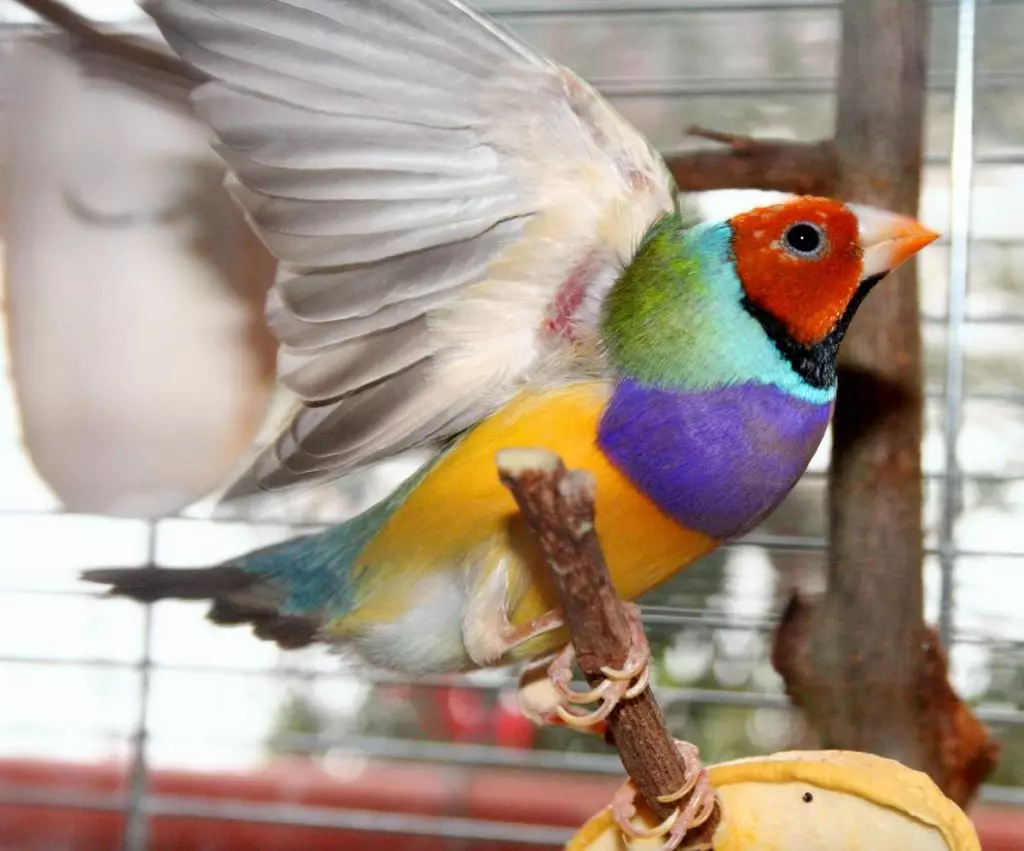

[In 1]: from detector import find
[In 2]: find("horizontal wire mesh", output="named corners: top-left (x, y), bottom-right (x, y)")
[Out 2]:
top-left (0, 0), bottom-right (1022, 848)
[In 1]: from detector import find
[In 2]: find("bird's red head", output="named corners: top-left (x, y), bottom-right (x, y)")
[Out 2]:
top-left (728, 197), bottom-right (938, 346)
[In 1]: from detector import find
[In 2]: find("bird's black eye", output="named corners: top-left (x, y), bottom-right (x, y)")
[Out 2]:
top-left (782, 222), bottom-right (826, 258)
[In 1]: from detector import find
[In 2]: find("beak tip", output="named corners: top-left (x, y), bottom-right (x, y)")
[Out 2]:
top-left (908, 227), bottom-right (941, 254)
top-left (852, 204), bottom-right (940, 279)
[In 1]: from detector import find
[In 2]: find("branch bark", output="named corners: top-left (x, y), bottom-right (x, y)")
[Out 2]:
top-left (497, 449), bottom-right (719, 848)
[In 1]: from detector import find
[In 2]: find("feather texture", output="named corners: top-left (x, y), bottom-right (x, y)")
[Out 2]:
top-left (145, 0), bottom-right (676, 495)
top-left (82, 564), bottom-right (319, 648)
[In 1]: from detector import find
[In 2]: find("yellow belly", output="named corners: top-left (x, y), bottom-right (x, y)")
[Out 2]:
top-left (348, 381), bottom-right (718, 652)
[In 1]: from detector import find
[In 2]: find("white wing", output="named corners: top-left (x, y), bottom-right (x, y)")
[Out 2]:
top-left (145, 0), bottom-right (677, 494)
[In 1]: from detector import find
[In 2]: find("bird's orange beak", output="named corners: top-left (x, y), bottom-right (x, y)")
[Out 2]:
top-left (850, 203), bottom-right (940, 281)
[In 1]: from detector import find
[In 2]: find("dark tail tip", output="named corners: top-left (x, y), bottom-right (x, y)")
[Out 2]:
top-left (82, 565), bottom-right (320, 651)
top-left (81, 565), bottom-right (254, 603)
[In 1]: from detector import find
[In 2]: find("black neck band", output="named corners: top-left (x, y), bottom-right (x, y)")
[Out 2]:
top-left (742, 272), bottom-right (887, 390)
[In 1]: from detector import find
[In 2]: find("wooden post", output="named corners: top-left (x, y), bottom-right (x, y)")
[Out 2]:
top-left (772, 0), bottom-right (998, 804)
top-left (823, 0), bottom-right (933, 769)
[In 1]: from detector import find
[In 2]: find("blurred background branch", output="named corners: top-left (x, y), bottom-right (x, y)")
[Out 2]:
top-left (667, 126), bottom-right (838, 195)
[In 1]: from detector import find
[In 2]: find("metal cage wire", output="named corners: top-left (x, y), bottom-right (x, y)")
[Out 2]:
top-left (0, 0), bottom-right (1021, 849)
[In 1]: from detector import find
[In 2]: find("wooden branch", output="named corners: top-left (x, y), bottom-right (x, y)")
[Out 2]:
top-left (497, 449), bottom-right (720, 847)
top-left (665, 125), bottom-right (839, 197)
top-left (13, 0), bottom-right (198, 82)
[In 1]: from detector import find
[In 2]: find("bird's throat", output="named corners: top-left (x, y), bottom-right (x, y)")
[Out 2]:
top-left (597, 379), bottom-right (833, 539)
top-left (742, 271), bottom-right (888, 390)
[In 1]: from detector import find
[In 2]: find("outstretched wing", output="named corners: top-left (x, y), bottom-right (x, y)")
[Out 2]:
top-left (146, 0), bottom-right (676, 494)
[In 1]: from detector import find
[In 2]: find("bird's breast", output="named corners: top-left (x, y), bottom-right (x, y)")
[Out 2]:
top-left (597, 379), bottom-right (833, 539)
top-left (353, 380), bottom-right (717, 630)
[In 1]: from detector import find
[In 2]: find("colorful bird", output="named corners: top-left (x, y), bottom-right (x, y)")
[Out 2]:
top-left (83, 0), bottom-right (937, 735)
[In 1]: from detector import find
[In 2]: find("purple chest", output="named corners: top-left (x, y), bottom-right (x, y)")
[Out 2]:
top-left (597, 380), bottom-right (833, 539)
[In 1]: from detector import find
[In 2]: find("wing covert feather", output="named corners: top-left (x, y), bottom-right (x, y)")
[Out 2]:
top-left (144, 0), bottom-right (677, 495)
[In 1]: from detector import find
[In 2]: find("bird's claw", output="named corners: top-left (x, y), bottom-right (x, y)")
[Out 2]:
top-left (611, 740), bottom-right (718, 851)
top-left (548, 603), bottom-right (651, 731)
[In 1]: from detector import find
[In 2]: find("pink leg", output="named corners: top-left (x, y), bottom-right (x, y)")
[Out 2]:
top-left (610, 740), bottom-right (718, 851)
top-left (545, 602), bottom-right (651, 731)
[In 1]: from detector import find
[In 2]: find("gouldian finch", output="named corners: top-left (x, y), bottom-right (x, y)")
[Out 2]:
top-left (84, 0), bottom-right (938, 733)
top-left (567, 749), bottom-right (980, 851)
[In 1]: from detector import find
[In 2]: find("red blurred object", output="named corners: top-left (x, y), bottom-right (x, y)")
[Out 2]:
top-left (493, 699), bottom-right (538, 750)
top-left (436, 685), bottom-right (490, 743)
top-left (976, 807), bottom-right (1024, 851)
top-left (0, 757), bottom-right (606, 851)
top-left (0, 757), bottom-right (1019, 850)
top-left (419, 684), bottom-right (538, 749)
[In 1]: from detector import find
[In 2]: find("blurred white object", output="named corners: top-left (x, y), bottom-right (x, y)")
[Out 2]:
top-left (3, 39), bottom-right (277, 517)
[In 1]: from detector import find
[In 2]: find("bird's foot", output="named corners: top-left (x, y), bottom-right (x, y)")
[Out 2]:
top-left (514, 657), bottom-right (607, 736)
top-left (547, 602), bottom-right (651, 731)
top-left (610, 740), bottom-right (717, 851)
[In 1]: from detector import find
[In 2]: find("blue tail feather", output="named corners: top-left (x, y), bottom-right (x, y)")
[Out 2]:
top-left (234, 463), bottom-right (430, 618)
top-left (83, 462), bottom-right (433, 651)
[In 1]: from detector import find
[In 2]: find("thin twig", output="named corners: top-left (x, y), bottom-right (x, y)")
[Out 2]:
top-left (13, 0), bottom-right (198, 82)
top-left (665, 124), bottom-right (840, 196)
top-left (497, 449), bottom-right (720, 848)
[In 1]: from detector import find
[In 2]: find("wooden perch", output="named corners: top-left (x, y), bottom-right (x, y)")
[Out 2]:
top-left (497, 449), bottom-right (720, 849)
